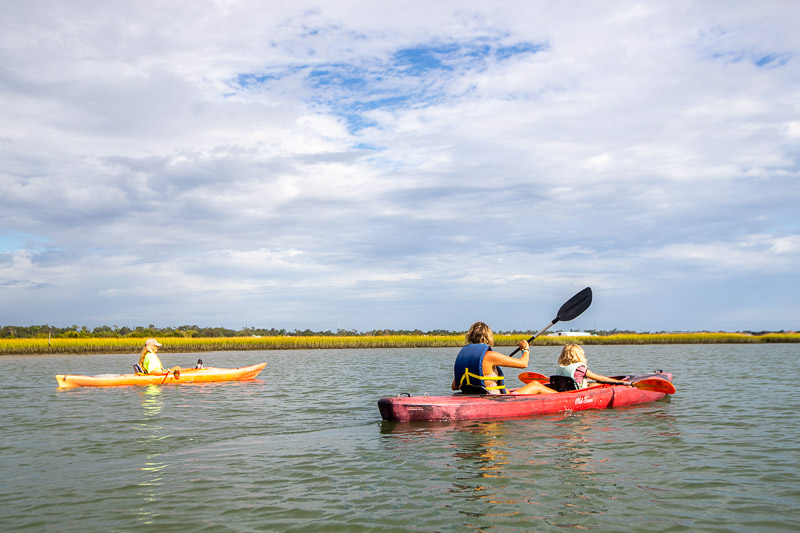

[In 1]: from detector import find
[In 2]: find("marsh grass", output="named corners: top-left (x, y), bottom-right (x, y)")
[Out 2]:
top-left (1, 332), bottom-right (797, 355)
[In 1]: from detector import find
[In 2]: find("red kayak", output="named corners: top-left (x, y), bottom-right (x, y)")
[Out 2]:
top-left (378, 372), bottom-right (673, 422)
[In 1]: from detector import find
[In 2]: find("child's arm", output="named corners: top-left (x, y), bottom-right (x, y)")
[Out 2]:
top-left (585, 369), bottom-right (626, 383)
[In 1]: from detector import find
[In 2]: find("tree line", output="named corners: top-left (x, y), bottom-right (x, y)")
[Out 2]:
top-left (4, 324), bottom-right (779, 339)
top-left (0, 324), bottom-right (483, 339)
top-left (1, 324), bottom-right (679, 339)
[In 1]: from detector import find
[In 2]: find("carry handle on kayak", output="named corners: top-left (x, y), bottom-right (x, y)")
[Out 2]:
top-left (509, 287), bottom-right (592, 357)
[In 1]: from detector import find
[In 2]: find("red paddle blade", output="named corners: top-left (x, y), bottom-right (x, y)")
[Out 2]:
top-left (633, 378), bottom-right (676, 394)
top-left (518, 372), bottom-right (549, 383)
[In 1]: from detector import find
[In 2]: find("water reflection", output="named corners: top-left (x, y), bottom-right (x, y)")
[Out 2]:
top-left (551, 418), bottom-right (596, 473)
top-left (134, 385), bottom-right (168, 524)
top-left (380, 413), bottom-right (640, 526)
top-left (451, 421), bottom-right (509, 479)
top-left (449, 422), bottom-right (526, 520)
top-left (138, 385), bottom-right (164, 417)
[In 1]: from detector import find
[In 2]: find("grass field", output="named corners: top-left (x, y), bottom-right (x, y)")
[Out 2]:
top-left (1, 332), bottom-right (797, 355)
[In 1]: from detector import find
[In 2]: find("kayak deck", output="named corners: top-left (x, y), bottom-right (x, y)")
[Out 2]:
top-left (378, 372), bottom-right (673, 422)
top-left (55, 363), bottom-right (267, 388)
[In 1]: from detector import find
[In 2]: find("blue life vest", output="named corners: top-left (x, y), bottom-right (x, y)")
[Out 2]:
top-left (453, 343), bottom-right (506, 394)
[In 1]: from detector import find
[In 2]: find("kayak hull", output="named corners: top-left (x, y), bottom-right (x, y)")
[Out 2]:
top-left (55, 363), bottom-right (267, 389)
top-left (378, 372), bottom-right (672, 422)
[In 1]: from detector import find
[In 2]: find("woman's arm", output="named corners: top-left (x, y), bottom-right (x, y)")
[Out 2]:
top-left (483, 341), bottom-right (531, 371)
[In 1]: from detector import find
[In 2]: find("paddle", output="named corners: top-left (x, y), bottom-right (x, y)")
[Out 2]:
top-left (518, 371), bottom-right (549, 383)
top-left (518, 373), bottom-right (675, 394)
top-left (509, 287), bottom-right (593, 357)
top-left (160, 367), bottom-right (181, 384)
top-left (598, 377), bottom-right (675, 394)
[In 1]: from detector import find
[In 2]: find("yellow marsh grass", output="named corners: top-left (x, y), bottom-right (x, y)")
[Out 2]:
top-left (1, 332), bottom-right (797, 355)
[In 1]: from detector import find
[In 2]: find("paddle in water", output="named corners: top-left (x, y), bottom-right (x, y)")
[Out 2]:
top-left (518, 372), bottom-right (675, 394)
top-left (160, 367), bottom-right (181, 384)
top-left (509, 287), bottom-right (593, 357)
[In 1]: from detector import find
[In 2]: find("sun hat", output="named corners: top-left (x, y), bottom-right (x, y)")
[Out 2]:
top-left (145, 338), bottom-right (162, 347)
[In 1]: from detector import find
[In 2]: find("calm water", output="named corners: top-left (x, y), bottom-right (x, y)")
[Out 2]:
top-left (1, 344), bottom-right (799, 532)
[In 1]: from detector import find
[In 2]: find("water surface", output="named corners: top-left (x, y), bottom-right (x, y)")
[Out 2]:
top-left (1, 345), bottom-right (798, 531)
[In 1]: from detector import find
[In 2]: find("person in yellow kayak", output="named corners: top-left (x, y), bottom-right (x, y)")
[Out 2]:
top-left (137, 338), bottom-right (180, 377)
top-left (452, 321), bottom-right (556, 395)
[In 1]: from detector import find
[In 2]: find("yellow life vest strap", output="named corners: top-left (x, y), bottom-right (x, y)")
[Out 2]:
top-left (459, 368), bottom-right (506, 391)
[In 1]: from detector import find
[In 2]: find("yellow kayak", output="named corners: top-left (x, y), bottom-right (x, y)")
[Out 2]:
top-left (55, 362), bottom-right (267, 388)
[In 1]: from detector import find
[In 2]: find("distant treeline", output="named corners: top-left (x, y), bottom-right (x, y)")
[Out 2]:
top-left (1, 324), bottom-right (488, 339)
top-left (0, 324), bottom-right (791, 339)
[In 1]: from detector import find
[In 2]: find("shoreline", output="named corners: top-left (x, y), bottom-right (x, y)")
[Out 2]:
top-left (1, 332), bottom-right (798, 355)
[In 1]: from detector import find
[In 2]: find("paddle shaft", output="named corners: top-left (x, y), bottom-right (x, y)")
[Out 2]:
top-left (508, 321), bottom-right (556, 357)
top-left (591, 378), bottom-right (675, 394)
top-left (592, 379), bottom-right (634, 387)
top-left (509, 287), bottom-right (592, 357)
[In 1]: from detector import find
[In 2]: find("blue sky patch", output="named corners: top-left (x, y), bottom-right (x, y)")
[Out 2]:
top-left (232, 38), bottom-right (547, 132)
top-left (496, 42), bottom-right (549, 60)
top-left (754, 52), bottom-right (791, 68)
top-left (391, 43), bottom-right (461, 75)
top-left (0, 232), bottom-right (49, 253)
top-left (707, 49), bottom-right (791, 68)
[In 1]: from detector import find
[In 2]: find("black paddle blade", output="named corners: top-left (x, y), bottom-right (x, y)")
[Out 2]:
top-left (554, 287), bottom-right (592, 323)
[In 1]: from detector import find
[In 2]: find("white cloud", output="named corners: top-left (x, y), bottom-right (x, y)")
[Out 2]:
top-left (645, 235), bottom-right (800, 274)
top-left (0, 1), bottom-right (798, 332)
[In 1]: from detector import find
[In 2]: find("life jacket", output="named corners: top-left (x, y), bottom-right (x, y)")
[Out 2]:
top-left (453, 343), bottom-right (506, 394)
top-left (142, 350), bottom-right (165, 374)
top-left (555, 362), bottom-right (588, 389)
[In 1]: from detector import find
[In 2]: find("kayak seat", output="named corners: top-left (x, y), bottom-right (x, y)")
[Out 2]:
top-left (548, 375), bottom-right (578, 392)
top-left (132, 363), bottom-right (144, 374)
top-left (460, 384), bottom-right (490, 395)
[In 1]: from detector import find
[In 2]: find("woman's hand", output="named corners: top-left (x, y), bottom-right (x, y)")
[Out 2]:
top-left (517, 340), bottom-right (530, 352)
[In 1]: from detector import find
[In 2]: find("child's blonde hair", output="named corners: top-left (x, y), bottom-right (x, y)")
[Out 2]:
top-left (465, 321), bottom-right (494, 346)
top-left (558, 343), bottom-right (586, 366)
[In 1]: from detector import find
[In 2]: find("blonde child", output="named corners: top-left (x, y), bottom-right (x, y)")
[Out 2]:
top-left (555, 343), bottom-right (625, 388)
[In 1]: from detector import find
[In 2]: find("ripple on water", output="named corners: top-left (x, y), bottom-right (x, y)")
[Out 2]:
top-left (1, 346), bottom-right (800, 532)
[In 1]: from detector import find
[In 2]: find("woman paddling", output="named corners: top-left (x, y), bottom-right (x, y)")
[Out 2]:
top-left (137, 338), bottom-right (180, 377)
top-left (452, 322), bottom-right (555, 395)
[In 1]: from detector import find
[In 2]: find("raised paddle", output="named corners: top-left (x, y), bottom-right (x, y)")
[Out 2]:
top-left (509, 287), bottom-right (593, 357)
top-left (518, 373), bottom-right (675, 394)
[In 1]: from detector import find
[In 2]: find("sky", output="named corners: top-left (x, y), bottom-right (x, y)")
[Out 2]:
top-left (1, 1), bottom-right (799, 333)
